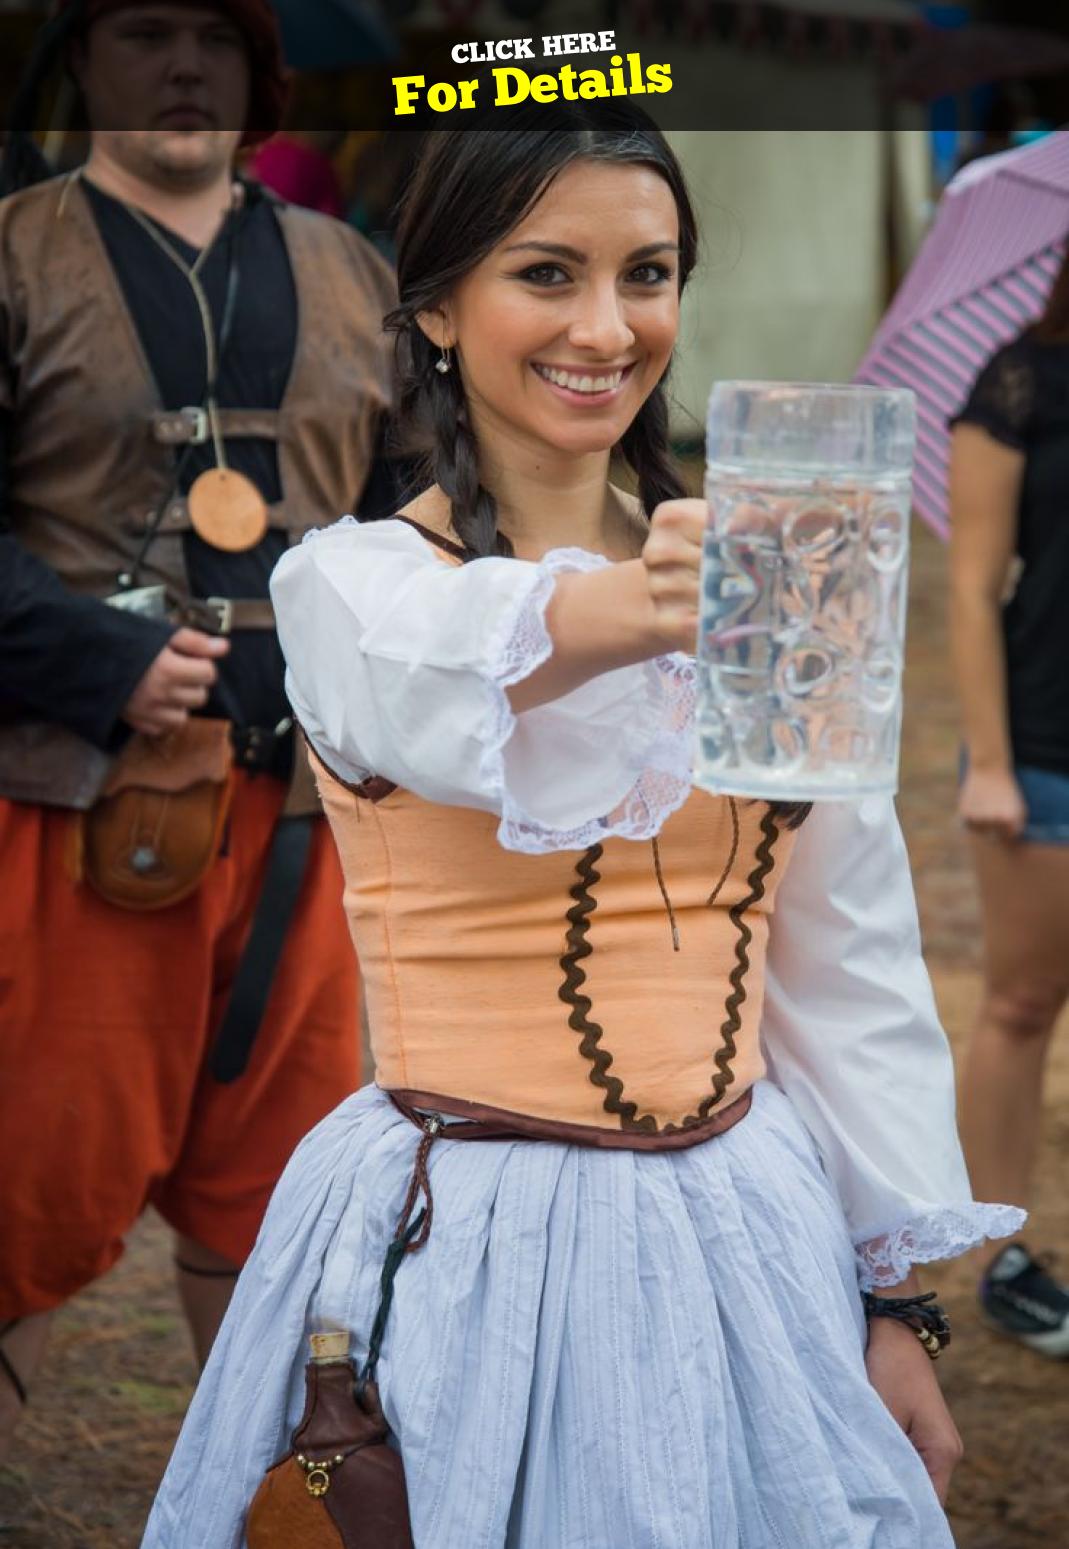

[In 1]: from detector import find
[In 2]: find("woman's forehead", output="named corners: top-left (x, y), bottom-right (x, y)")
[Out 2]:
top-left (504, 162), bottom-right (679, 249)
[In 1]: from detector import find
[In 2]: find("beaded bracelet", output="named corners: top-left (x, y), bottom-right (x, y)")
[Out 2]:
top-left (861, 1290), bottom-right (952, 1360)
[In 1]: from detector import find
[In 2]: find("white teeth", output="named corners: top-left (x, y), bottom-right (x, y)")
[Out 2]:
top-left (535, 365), bottom-right (625, 394)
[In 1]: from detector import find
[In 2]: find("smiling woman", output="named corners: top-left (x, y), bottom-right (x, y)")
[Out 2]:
top-left (384, 114), bottom-right (697, 560)
top-left (141, 108), bottom-right (1020, 1549)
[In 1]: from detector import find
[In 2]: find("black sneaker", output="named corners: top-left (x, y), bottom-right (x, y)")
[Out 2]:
top-left (980, 1244), bottom-right (1069, 1357)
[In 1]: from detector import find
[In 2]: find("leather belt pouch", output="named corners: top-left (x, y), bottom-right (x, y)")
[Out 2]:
top-left (68, 718), bottom-right (234, 911)
top-left (246, 1357), bottom-right (414, 1549)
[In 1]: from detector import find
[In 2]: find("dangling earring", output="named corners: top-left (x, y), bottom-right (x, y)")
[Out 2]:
top-left (435, 345), bottom-right (452, 375)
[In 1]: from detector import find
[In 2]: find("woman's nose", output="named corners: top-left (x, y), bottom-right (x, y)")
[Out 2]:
top-left (567, 286), bottom-right (636, 358)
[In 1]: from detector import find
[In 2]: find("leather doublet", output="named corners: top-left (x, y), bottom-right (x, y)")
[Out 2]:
top-left (0, 176), bottom-right (396, 812)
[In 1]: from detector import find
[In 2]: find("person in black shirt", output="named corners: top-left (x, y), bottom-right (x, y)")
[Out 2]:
top-left (949, 247), bottom-right (1069, 1355)
top-left (0, 0), bottom-right (399, 1464)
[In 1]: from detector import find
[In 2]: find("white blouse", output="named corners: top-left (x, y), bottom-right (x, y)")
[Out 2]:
top-left (272, 516), bottom-right (1022, 1288)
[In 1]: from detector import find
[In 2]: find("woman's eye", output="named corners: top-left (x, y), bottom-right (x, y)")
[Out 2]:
top-left (628, 263), bottom-right (673, 286)
top-left (518, 264), bottom-right (571, 287)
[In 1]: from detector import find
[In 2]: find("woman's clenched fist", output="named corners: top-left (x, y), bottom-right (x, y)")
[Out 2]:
top-left (641, 499), bottom-right (706, 654)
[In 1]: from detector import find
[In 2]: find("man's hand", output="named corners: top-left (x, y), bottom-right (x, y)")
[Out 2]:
top-left (865, 1315), bottom-right (963, 1504)
top-left (122, 627), bottom-right (230, 737)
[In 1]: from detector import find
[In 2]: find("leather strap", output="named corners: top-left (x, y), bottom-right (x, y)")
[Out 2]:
top-left (0, 1320), bottom-right (27, 1407)
top-left (210, 815), bottom-right (315, 1083)
top-left (231, 720), bottom-right (295, 778)
top-left (182, 596), bottom-right (276, 635)
top-left (151, 406), bottom-right (283, 444)
top-left (388, 1086), bottom-right (754, 1152)
top-left (391, 515), bottom-right (468, 562)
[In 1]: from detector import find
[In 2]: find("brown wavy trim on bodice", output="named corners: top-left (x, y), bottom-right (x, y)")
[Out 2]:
top-left (387, 1084), bottom-right (752, 1151)
top-left (557, 805), bottom-right (788, 1135)
top-left (710, 805), bottom-right (782, 1106)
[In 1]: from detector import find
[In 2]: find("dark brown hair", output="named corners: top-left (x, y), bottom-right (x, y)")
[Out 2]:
top-left (384, 108), bottom-right (699, 558)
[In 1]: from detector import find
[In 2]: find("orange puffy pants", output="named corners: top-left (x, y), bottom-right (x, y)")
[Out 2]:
top-left (0, 771), bottom-right (360, 1318)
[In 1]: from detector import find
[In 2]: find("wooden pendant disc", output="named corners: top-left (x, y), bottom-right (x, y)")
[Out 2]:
top-left (188, 468), bottom-right (269, 553)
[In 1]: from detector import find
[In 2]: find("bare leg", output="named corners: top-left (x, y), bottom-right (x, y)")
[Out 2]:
top-left (173, 1235), bottom-right (242, 1370)
top-left (0, 1311), bottom-right (53, 1465)
top-left (958, 834), bottom-right (1069, 1261)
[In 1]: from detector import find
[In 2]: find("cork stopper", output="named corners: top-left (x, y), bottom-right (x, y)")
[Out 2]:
top-left (308, 1330), bottom-right (351, 1365)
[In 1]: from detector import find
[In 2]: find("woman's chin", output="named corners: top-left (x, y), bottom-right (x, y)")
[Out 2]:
top-left (527, 418), bottom-right (631, 459)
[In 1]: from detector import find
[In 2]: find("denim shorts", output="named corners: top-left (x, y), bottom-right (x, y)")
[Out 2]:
top-left (1015, 764), bottom-right (1069, 844)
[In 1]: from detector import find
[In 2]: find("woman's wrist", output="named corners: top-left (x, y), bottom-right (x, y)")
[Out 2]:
top-left (862, 1282), bottom-right (952, 1360)
top-left (965, 751), bottom-right (1015, 776)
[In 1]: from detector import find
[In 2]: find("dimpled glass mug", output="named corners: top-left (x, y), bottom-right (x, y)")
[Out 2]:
top-left (695, 382), bottom-right (916, 801)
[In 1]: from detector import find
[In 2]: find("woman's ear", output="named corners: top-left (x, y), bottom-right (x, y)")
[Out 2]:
top-left (415, 307), bottom-right (456, 352)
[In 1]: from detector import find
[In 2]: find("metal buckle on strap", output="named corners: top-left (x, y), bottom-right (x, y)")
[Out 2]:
top-left (151, 408), bottom-right (211, 445)
top-left (204, 597), bottom-right (234, 634)
top-left (181, 406), bottom-right (210, 445)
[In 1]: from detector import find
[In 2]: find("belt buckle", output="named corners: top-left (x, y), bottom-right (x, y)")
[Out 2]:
top-left (181, 406), bottom-right (210, 445)
top-left (206, 596), bottom-right (234, 635)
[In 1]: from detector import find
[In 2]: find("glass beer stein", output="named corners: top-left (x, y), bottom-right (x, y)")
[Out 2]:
top-left (696, 382), bottom-right (916, 801)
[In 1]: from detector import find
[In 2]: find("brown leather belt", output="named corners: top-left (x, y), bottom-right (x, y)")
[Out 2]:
top-left (151, 406), bottom-right (283, 444)
top-left (183, 596), bottom-right (276, 635)
top-left (388, 1086), bottom-right (754, 1152)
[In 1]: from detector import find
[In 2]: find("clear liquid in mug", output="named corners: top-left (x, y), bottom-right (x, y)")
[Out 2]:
top-left (696, 466), bottom-right (911, 800)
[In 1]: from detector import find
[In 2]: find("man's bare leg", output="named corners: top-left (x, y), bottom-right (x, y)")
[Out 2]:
top-left (0, 1311), bottom-right (53, 1465)
top-left (173, 1235), bottom-right (242, 1370)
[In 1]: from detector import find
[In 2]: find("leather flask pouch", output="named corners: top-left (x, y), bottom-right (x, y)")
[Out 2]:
top-left (246, 1357), bottom-right (415, 1549)
top-left (69, 718), bottom-right (233, 911)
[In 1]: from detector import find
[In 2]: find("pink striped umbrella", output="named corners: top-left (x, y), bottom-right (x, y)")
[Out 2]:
top-left (855, 131), bottom-right (1069, 538)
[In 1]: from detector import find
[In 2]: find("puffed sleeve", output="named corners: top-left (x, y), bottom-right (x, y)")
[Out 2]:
top-left (761, 795), bottom-right (1024, 1289)
top-left (270, 518), bottom-right (695, 853)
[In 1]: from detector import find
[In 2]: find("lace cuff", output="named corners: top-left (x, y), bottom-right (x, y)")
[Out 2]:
top-left (482, 547), bottom-right (697, 854)
top-left (854, 1201), bottom-right (1027, 1290)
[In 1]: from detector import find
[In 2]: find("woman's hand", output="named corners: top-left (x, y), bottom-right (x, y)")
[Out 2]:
top-left (641, 499), bottom-right (706, 654)
top-left (865, 1316), bottom-right (963, 1504)
top-left (958, 764), bottom-right (1027, 842)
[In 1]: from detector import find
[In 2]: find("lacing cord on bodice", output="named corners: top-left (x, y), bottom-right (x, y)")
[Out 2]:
top-left (649, 796), bottom-right (741, 952)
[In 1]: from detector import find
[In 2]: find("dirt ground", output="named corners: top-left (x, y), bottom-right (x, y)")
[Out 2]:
top-left (2, 521), bottom-right (1067, 1547)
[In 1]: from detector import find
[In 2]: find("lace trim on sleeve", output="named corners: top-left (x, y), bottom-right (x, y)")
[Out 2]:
top-left (480, 547), bottom-right (697, 854)
top-left (854, 1201), bottom-right (1027, 1290)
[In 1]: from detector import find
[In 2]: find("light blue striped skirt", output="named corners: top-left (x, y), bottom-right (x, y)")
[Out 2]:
top-left (142, 1080), bottom-right (953, 1549)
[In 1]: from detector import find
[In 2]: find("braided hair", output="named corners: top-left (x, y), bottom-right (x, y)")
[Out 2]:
top-left (384, 109), bottom-right (699, 559)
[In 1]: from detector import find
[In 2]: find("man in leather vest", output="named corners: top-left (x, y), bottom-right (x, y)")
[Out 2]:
top-left (0, 0), bottom-right (397, 1460)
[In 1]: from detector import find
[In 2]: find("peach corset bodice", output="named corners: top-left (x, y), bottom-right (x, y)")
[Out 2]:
top-left (315, 759), bottom-right (805, 1142)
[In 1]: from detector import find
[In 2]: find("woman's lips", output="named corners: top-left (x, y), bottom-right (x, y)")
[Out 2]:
top-left (531, 361), bottom-right (636, 404)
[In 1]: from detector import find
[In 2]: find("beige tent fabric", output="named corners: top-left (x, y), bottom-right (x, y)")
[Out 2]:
top-left (668, 130), bottom-right (931, 442)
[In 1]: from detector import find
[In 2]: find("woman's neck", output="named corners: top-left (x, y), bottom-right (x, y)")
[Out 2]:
top-left (492, 461), bottom-right (619, 561)
top-left (471, 412), bottom-right (640, 562)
